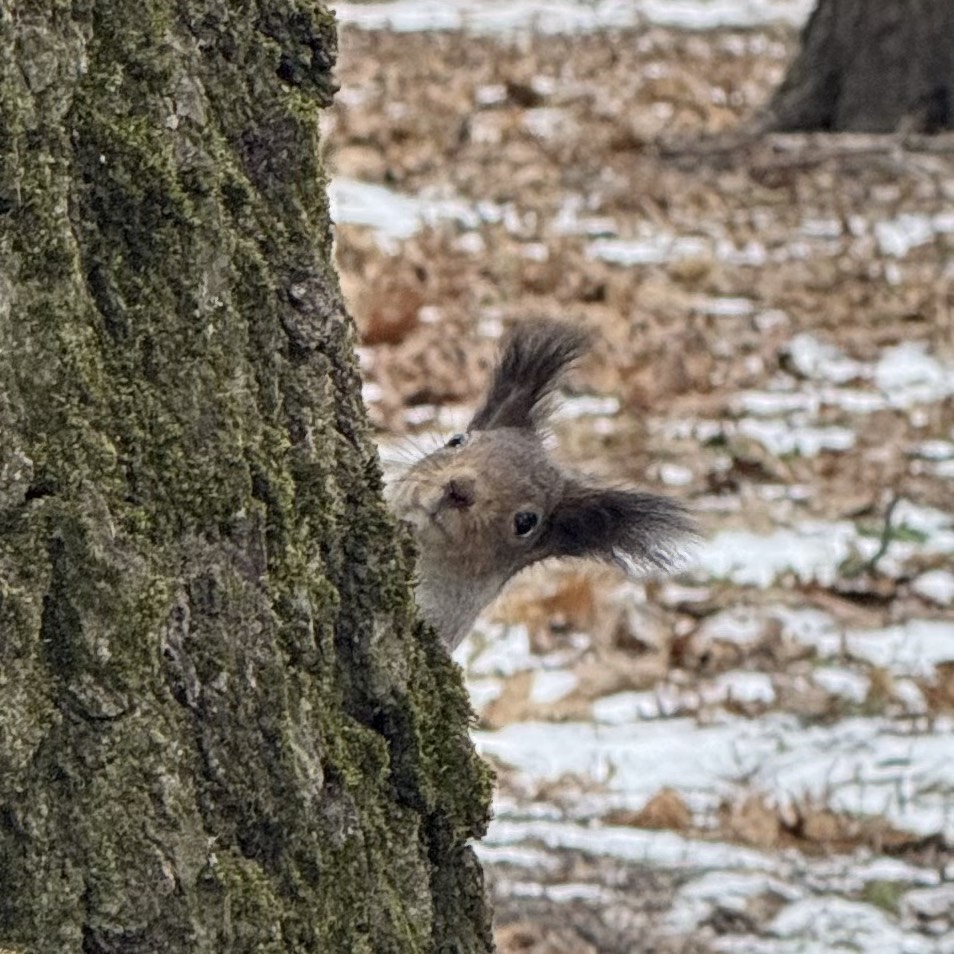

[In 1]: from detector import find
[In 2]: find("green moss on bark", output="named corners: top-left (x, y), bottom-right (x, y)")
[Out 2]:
top-left (0, 2), bottom-right (493, 951)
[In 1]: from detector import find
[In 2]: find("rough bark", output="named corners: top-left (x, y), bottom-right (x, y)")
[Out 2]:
top-left (0, 2), bottom-right (493, 952)
top-left (768, 0), bottom-right (954, 132)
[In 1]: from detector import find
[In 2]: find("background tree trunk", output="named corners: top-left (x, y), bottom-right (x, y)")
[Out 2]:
top-left (0, 2), bottom-right (492, 952)
top-left (768, 0), bottom-right (954, 132)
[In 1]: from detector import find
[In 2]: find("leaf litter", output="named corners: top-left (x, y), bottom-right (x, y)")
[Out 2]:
top-left (332, 4), bottom-right (954, 951)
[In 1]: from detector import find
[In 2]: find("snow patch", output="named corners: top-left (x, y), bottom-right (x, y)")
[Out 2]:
top-left (592, 688), bottom-right (681, 723)
top-left (658, 462), bottom-right (695, 486)
top-left (461, 624), bottom-right (535, 676)
top-left (587, 234), bottom-right (709, 266)
top-left (769, 896), bottom-right (935, 954)
top-left (846, 620), bottom-right (954, 676)
top-left (336, 0), bottom-right (813, 36)
top-left (784, 334), bottom-right (866, 384)
top-left (329, 177), bottom-right (496, 248)
top-left (476, 713), bottom-right (954, 839)
top-left (709, 671), bottom-right (776, 705)
top-left (873, 343), bottom-right (954, 410)
top-left (813, 667), bottom-right (869, 704)
top-left (530, 669), bottom-right (579, 705)
top-left (912, 570), bottom-right (954, 607)
top-left (666, 870), bottom-right (801, 934)
top-left (485, 817), bottom-right (773, 870)
top-left (874, 212), bottom-right (954, 258)
top-left (698, 523), bottom-right (859, 588)
top-left (736, 417), bottom-right (856, 456)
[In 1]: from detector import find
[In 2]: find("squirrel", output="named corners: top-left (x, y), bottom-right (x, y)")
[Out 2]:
top-left (387, 319), bottom-right (697, 651)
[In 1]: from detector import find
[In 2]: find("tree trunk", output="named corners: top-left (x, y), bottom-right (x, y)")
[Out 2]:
top-left (0, 2), bottom-right (492, 952)
top-left (768, 0), bottom-right (954, 132)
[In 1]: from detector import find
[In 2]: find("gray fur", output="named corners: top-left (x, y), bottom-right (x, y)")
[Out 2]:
top-left (388, 320), bottom-right (697, 650)
top-left (469, 321), bottom-right (591, 431)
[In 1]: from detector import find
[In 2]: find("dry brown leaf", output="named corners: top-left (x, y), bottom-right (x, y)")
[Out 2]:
top-left (496, 922), bottom-right (598, 954)
top-left (719, 793), bottom-right (783, 851)
top-left (605, 787), bottom-right (694, 833)
top-left (920, 660), bottom-right (954, 713)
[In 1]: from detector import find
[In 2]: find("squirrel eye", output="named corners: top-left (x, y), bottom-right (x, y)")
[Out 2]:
top-left (446, 433), bottom-right (468, 448)
top-left (513, 511), bottom-right (539, 537)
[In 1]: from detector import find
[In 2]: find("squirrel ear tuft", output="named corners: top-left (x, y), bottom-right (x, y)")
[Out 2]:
top-left (469, 320), bottom-right (591, 432)
top-left (542, 482), bottom-right (697, 574)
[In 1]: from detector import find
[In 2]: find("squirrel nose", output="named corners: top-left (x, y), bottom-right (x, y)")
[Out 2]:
top-left (443, 476), bottom-right (477, 510)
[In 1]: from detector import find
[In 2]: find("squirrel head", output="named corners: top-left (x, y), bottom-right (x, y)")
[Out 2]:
top-left (388, 320), bottom-right (697, 650)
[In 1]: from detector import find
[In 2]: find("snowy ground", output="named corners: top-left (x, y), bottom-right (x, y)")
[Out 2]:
top-left (335, 0), bottom-right (815, 34)
top-left (330, 3), bottom-right (954, 951)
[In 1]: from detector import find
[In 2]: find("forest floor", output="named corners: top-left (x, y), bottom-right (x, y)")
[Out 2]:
top-left (328, 4), bottom-right (954, 951)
